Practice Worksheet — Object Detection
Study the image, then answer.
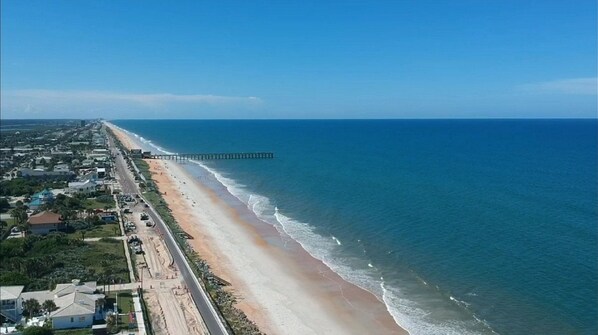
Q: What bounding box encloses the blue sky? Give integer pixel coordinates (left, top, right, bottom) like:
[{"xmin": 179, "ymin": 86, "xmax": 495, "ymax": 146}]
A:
[{"xmin": 1, "ymin": 0, "xmax": 596, "ymax": 119}]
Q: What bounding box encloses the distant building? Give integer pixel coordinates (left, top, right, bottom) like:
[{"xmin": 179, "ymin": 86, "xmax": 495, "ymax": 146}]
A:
[
  {"xmin": 35, "ymin": 156, "xmax": 53, "ymax": 165},
  {"xmin": 51, "ymin": 151, "xmax": 74, "ymax": 157},
  {"xmin": 92, "ymin": 149, "xmax": 109, "ymax": 155},
  {"xmin": 80, "ymin": 120, "xmax": 86, "ymax": 127},
  {"xmin": 27, "ymin": 211, "xmax": 65, "ymax": 235},
  {"xmin": 28, "ymin": 189, "xmax": 55, "ymax": 210},
  {"xmin": 19, "ymin": 168, "xmax": 74, "ymax": 179},
  {"xmin": 129, "ymin": 149, "xmax": 142, "ymax": 158},
  {"xmin": 81, "ymin": 159, "xmax": 94, "ymax": 167},
  {"xmin": 53, "ymin": 164, "xmax": 71, "ymax": 173},
  {"xmin": 96, "ymin": 167, "xmax": 106, "ymax": 179},
  {"xmin": 67, "ymin": 180, "xmax": 98, "ymax": 195}
]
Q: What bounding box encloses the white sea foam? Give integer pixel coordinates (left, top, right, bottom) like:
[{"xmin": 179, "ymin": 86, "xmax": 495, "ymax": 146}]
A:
[
  {"xmin": 450, "ymin": 295, "xmax": 472, "ymax": 308},
  {"xmin": 113, "ymin": 125, "xmax": 178, "ymax": 155},
  {"xmin": 188, "ymin": 159, "xmax": 496, "ymax": 335},
  {"xmin": 332, "ymin": 236, "xmax": 342, "ymax": 245},
  {"xmin": 381, "ymin": 280, "xmax": 467, "ymax": 335}
]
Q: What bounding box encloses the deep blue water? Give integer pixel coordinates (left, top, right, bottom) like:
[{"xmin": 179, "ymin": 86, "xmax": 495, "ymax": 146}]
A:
[{"xmin": 113, "ymin": 119, "xmax": 598, "ymax": 335}]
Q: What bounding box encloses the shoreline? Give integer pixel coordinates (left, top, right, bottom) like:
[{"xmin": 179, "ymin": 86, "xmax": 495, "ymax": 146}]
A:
[{"xmin": 106, "ymin": 122, "xmax": 408, "ymax": 335}]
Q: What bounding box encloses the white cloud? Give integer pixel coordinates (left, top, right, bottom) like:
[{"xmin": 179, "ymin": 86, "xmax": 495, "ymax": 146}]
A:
[
  {"xmin": 518, "ymin": 77, "xmax": 597, "ymax": 95},
  {"xmin": 1, "ymin": 89, "xmax": 263, "ymax": 119}
]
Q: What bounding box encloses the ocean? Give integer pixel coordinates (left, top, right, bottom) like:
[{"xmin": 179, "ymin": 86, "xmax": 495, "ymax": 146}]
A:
[{"xmin": 112, "ymin": 119, "xmax": 598, "ymax": 335}]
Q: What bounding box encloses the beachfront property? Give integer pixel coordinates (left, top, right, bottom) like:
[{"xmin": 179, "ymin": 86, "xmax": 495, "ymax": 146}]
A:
[
  {"xmin": 27, "ymin": 211, "xmax": 65, "ymax": 235},
  {"xmin": 129, "ymin": 149, "xmax": 142, "ymax": 158},
  {"xmin": 1, "ymin": 280, "xmax": 105, "ymax": 330}
]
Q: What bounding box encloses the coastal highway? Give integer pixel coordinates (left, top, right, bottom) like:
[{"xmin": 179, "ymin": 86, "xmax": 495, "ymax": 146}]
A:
[{"xmin": 108, "ymin": 134, "xmax": 229, "ymax": 335}]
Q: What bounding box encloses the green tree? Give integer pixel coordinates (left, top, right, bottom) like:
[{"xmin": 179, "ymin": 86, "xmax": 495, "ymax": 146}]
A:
[
  {"xmin": 10, "ymin": 207, "xmax": 28, "ymax": 226},
  {"xmin": 41, "ymin": 300, "xmax": 57, "ymax": 313},
  {"xmin": 23, "ymin": 298, "xmax": 41, "ymax": 319},
  {"xmin": 0, "ymin": 197, "xmax": 10, "ymax": 212}
]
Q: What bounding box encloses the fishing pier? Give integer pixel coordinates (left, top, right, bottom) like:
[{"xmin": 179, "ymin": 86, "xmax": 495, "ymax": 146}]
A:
[{"xmin": 132, "ymin": 149, "xmax": 274, "ymax": 161}]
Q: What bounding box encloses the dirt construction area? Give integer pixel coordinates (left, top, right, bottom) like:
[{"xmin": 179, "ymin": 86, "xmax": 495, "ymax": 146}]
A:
[{"xmin": 124, "ymin": 199, "xmax": 208, "ymax": 335}]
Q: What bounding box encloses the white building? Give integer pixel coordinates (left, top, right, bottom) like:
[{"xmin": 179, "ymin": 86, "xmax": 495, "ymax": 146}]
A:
[
  {"xmin": 96, "ymin": 167, "xmax": 106, "ymax": 179},
  {"xmin": 53, "ymin": 164, "xmax": 71, "ymax": 173},
  {"xmin": 67, "ymin": 180, "xmax": 98, "ymax": 195},
  {"xmin": 18, "ymin": 280, "xmax": 105, "ymax": 330},
  {"xmin": 0, "ymin": 286, "xmax": 24, "ymax": 323}
]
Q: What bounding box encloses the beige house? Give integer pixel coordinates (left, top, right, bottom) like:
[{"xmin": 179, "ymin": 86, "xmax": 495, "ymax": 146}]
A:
[{"xmin": 28, "ymin": 211, "xmax": 65, "ymax": 235}]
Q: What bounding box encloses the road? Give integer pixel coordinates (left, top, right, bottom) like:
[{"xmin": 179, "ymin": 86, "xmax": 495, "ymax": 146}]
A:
[{"xmin": 108, "ymin": 133, "xmax": 229, "ymax": 335}]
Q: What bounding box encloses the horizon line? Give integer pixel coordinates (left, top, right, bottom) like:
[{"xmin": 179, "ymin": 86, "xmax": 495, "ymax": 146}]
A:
[{"xmin": 1, "ymin": 116, "xmax": 597, "ymax": 121}]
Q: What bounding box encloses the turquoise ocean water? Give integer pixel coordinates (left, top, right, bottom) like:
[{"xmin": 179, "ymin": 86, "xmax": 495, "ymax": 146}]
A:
[{"xmin": 112, "ymin": 119, "xmax": 597, "ymax": 335}]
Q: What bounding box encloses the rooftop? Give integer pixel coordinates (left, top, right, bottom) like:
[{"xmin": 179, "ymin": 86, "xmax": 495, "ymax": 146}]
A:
[
  {"xmin": 28, "ymin": 211, "xmax": 62, "ymax": 225},
  {"xmin": 0, "ymin": 286, "xmax": 24, "ymax": 300}
]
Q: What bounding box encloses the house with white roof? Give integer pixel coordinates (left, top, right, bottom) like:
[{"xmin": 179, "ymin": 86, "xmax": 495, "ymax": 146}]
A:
[
  {"xmin": 0, "ymin": 286, "xmax": 24, "ymax": 323},
  {"xmin": 67, "ymin": 180, "xmax": 98, "ymax": 195},
  {"xmin": 16, "ymin": 280, "xmax": 105, "ymax": 330}
]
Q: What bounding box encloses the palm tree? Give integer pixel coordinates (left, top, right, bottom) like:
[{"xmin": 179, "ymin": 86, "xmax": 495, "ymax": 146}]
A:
[
  {"xmin": 9, "ymin": 207, "xmax": 27, "ymax": 226},
  {"xmin": 41, "ymin": 300, "xmax": 57, "ymax": 314},
  {"xmin": 23, "ymin": 298, "xmax": 41, "ymax": 319}
]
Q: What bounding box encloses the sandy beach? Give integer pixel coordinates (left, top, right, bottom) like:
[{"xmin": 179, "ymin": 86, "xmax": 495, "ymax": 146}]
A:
[{"xmin": 107, "ymin": 122, "xmax": 407, "ymax": 335}]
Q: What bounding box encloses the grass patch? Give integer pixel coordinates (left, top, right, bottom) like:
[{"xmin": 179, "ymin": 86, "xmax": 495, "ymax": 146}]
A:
[
  {"xmin": 106, "ymin": 291, "xmax": 134, "ymax": 314},
  {"xmin": 85, "ymin": 222, "xmax": 121, "ymax": 238},
  {"xmin": 106, "ymin": 291, "xmax": 136, "ymax": 327},
  {"xmin": 83, "ymin": 197, "xmax": 115, "ymax": 210},
  {"xmin": 82, "ymin": 238, "xmax": 130, "ymax": 284}
]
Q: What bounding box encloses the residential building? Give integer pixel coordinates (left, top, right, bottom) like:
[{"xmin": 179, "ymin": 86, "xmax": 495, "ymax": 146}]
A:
[
  {"xmin": 80, "ymin": 159, "xmax": 94, "ymax": 167},
  {"xmin": 91, "ymin": 149, "xmax": 109, "ymax": 155},
  {"xmin": 28, "ymin": 189, "xmax": 55, "ymax": 210},
  {"xmin": 17, "ymin": 280, "xmax": 105, "ymax": 330},
  {"xmin": 0, "ymin": 286, "xmax": 24, "ymax": 323},
  {"xmin": 53, "ymin": 164, "xmax": 71, "ymax": 174},
  {"xmin": 19, "ymin": 168, "xmax": 74, "ymax": 179},
  {"xmin": 96, "ymin": 167, "xmax": 106, "ymax": 179},
  {"xmin": 27, "ymin": 211, "xmax": 65, "ymax": 235},
  {"xmin": 67, "ymin": 180, "xmax": 98, "ymax": 195}
]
